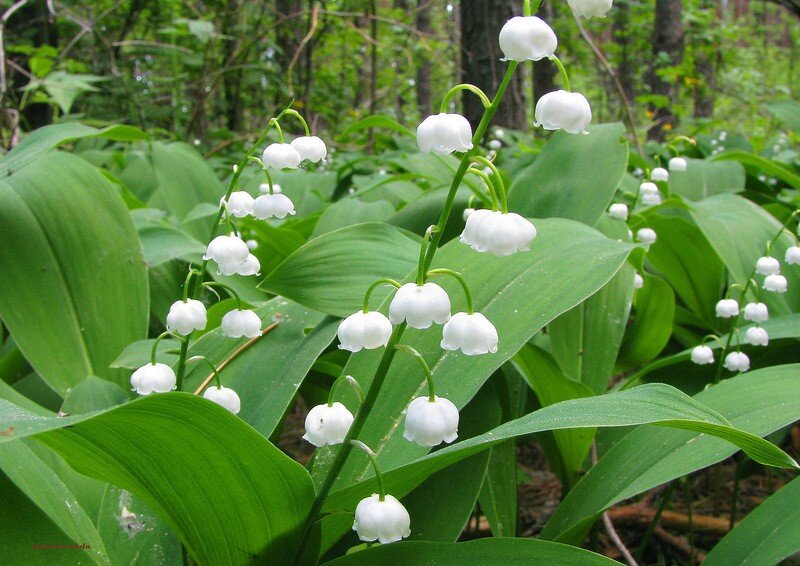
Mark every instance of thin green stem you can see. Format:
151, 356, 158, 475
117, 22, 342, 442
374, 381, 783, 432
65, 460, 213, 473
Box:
328, 374, 364, 406
465, 168, 499, 211
279, 108, 311, 136
362, 277, 402, 312
523, 0, 532, 15
416, 228, 437, 285
269, 117, 284, 143
150, 331, 178, 365
440, 83, 492, 113
394, 344, 436, 401
471, 155, 507, 213
202, 281, 243, 309
182, 269, 200, 301
187, 356, 221, 389
263, 168, 275, 194
549, 55, 571, 92
349, 440, 386, 499
636, 481, 677, 560
427, 268, 474, 314
530, 0, 543, 13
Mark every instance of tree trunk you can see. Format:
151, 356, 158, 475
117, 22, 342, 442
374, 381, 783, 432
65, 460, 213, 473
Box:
415, 0, 433, 117
613, 0, 635, 103
460, 0, 526, 130
647, 0, 684, 141
221, 0, 244, 131
275, 0, 303, 105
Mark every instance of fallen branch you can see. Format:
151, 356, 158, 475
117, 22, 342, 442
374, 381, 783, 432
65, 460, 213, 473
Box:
608, 504, 735, 535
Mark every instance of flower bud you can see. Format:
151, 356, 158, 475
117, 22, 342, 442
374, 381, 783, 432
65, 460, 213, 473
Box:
221, 191, 254, 218
607, 203, 628, 221
204, 234, 250, 266
534, 90, 592, 134
261, 143, 302, 170
690, 345, 714, 365
290, 135, 327, 163
259, 182, 282, 194
441, 312, 498, 355
253, 193, 296, 219
302, 402, 354, 446
203, 386, 241, 414
567, 0, 613, 18
166, 299, 207, 335
668, 157, 687, 171
639, 181, 659, 195
637, 228, 657, 245
785, 246, 800, 265
131, 363, 176, 395
403, 396, 459, 447
744, 326, 769, 347
650, 167, 669, 182
743, 302, 768, 323
246, 239, 258, 250
633, 273, 644, 289
715, 299, 739, 318
641, 193, 663, 206
459, 209, 537, 256
488, 139, 502, 150
498, 16, 557, 62
337, 310, 393, 352
353, 494, 411, 544
417, 113, 474, 155
763, 274, 788, 293
221, 309, 262, 339
723, 351, 750, 373
755, 256, 781, 276
389, 283, 451, 329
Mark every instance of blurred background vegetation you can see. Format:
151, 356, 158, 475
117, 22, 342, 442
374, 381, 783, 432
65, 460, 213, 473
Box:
2, 0, 798, 152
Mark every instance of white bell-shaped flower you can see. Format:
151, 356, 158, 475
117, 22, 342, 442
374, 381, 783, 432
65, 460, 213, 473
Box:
607, 203, 628, 220
290, 135, 327, 163
639, 181, 659, 196
668, 157, 687, 171
567, 0, 613, 18
637, 228, 657, 244
403, 396, 459, 447
220, 309, 262, 339
166, 299, 207, 335
220, 191, 254, 218
337, 310, 393, 352
253, 193, 296, 219
650, 167, 670, 182
204, 234, 249, 266
744, 326, 769, 347
690, 345, 714, 365
246, 239, 258, 250
641, 193, 663, 206
302, 402, 354, 446
755, 256, 781, 276
633, 273, 644, 289
353, 494, 411, 544
715, 299, 739, 318
131, 363, 176, 395
459, 209, 537, 256
441, 312, 498, 355
417, 113, 474, 155
723, 351, 750, 372
217, 253, 261, 277
488, 139, 502, 151
389, 283, 451, 329
259, 182, 282, 194
203, 386, 241, 414
743, 302, 769, 323
463, 207, 475, 221
498, 16, 557, 62
763, 274, 788, 293
534, 90, 592, 134
261, 142, 302, 170
785, 246, 800, 265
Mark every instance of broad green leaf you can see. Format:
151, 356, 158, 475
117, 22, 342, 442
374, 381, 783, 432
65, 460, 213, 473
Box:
690, 193, 799, 316
766, 99, 800, 131
710, 150, 800, 190
1, 394, 316, 565
508, 123, 628, 226
337, 115, 415, 140
541, 364, 800, 543
259, 223, 420, 317
135, 222, 205, 267
388, 187, 472, 244
477, 440, 517, 537
61, 377, 129, 414
616, 274, 675, 370
0, 152, 149, 395
111, 338, 181, 370
705, 475, 800, 565
323, 538, 618, 565
668, 158, 745, 200
312, 198, 396, 237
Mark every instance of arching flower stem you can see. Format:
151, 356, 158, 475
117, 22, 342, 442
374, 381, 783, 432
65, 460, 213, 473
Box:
394, 344, 437, 402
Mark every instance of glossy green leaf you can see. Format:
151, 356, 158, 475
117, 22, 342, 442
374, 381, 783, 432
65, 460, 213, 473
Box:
617, 274, 675, 370
0, 152, 149, 395
323, 538, 618, 565
111, 338, 181, 370
477, 440, 517, 537
766, 99, 800, 131
711, 150, 800, 190
541, 364, 800, 543
259, 223, 420, 317
312, 199, 396, 237
337, 115, 415, 140
388, 187, 472, 244
507, 123, 628, 226
668, 158, 745, 200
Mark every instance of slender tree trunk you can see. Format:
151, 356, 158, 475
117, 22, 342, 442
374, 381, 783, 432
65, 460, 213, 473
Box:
275, 0, 302, 105
647, 0, 684, 140
415, 0, 432, 117
221, 0, 244, 131
613, 0, 635, 103
460, 0, 526, 129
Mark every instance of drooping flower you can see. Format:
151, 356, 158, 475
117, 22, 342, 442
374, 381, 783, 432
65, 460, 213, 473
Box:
290, 136, 327, 163
259, 182, 282, 194
417, 113, 474, 155
220, 309, 262, 339
459, 209, 537, 256
440, 312, 498, 355
534, 90, 592, 134
217, 253, 261, 277
641, 193, 663, 206
221, 191, 254, 218
204, 234, 250, 267
607, 203, 628, 220
633, 273, 644, 289
389, 283, 451, 329
785, 246, 800, 265
403, 396, 459, 447
755, 256, 781, 276
488, 139, 502, 151
668, 157, 687, 171
567, 0, 613, 18
763, 274, 788, 293
690, 345, 714, 365
261, 142, 302, 170
166, 299, 207, 335
353, 494, 411, 544
253, 193, 296, 219
639, 181, 659, 196
743, 302, 769, 323
302, 402, 354, 447
650, 167, 669, 182
337, 311, 393, 352
131, 363, 177, 395
637, 228, 657, 245
744, 326, 769, 347
203, 386, 241, 414
498, 16, 557, 62
723, 351, 750, 372
715, 299, 739, 318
